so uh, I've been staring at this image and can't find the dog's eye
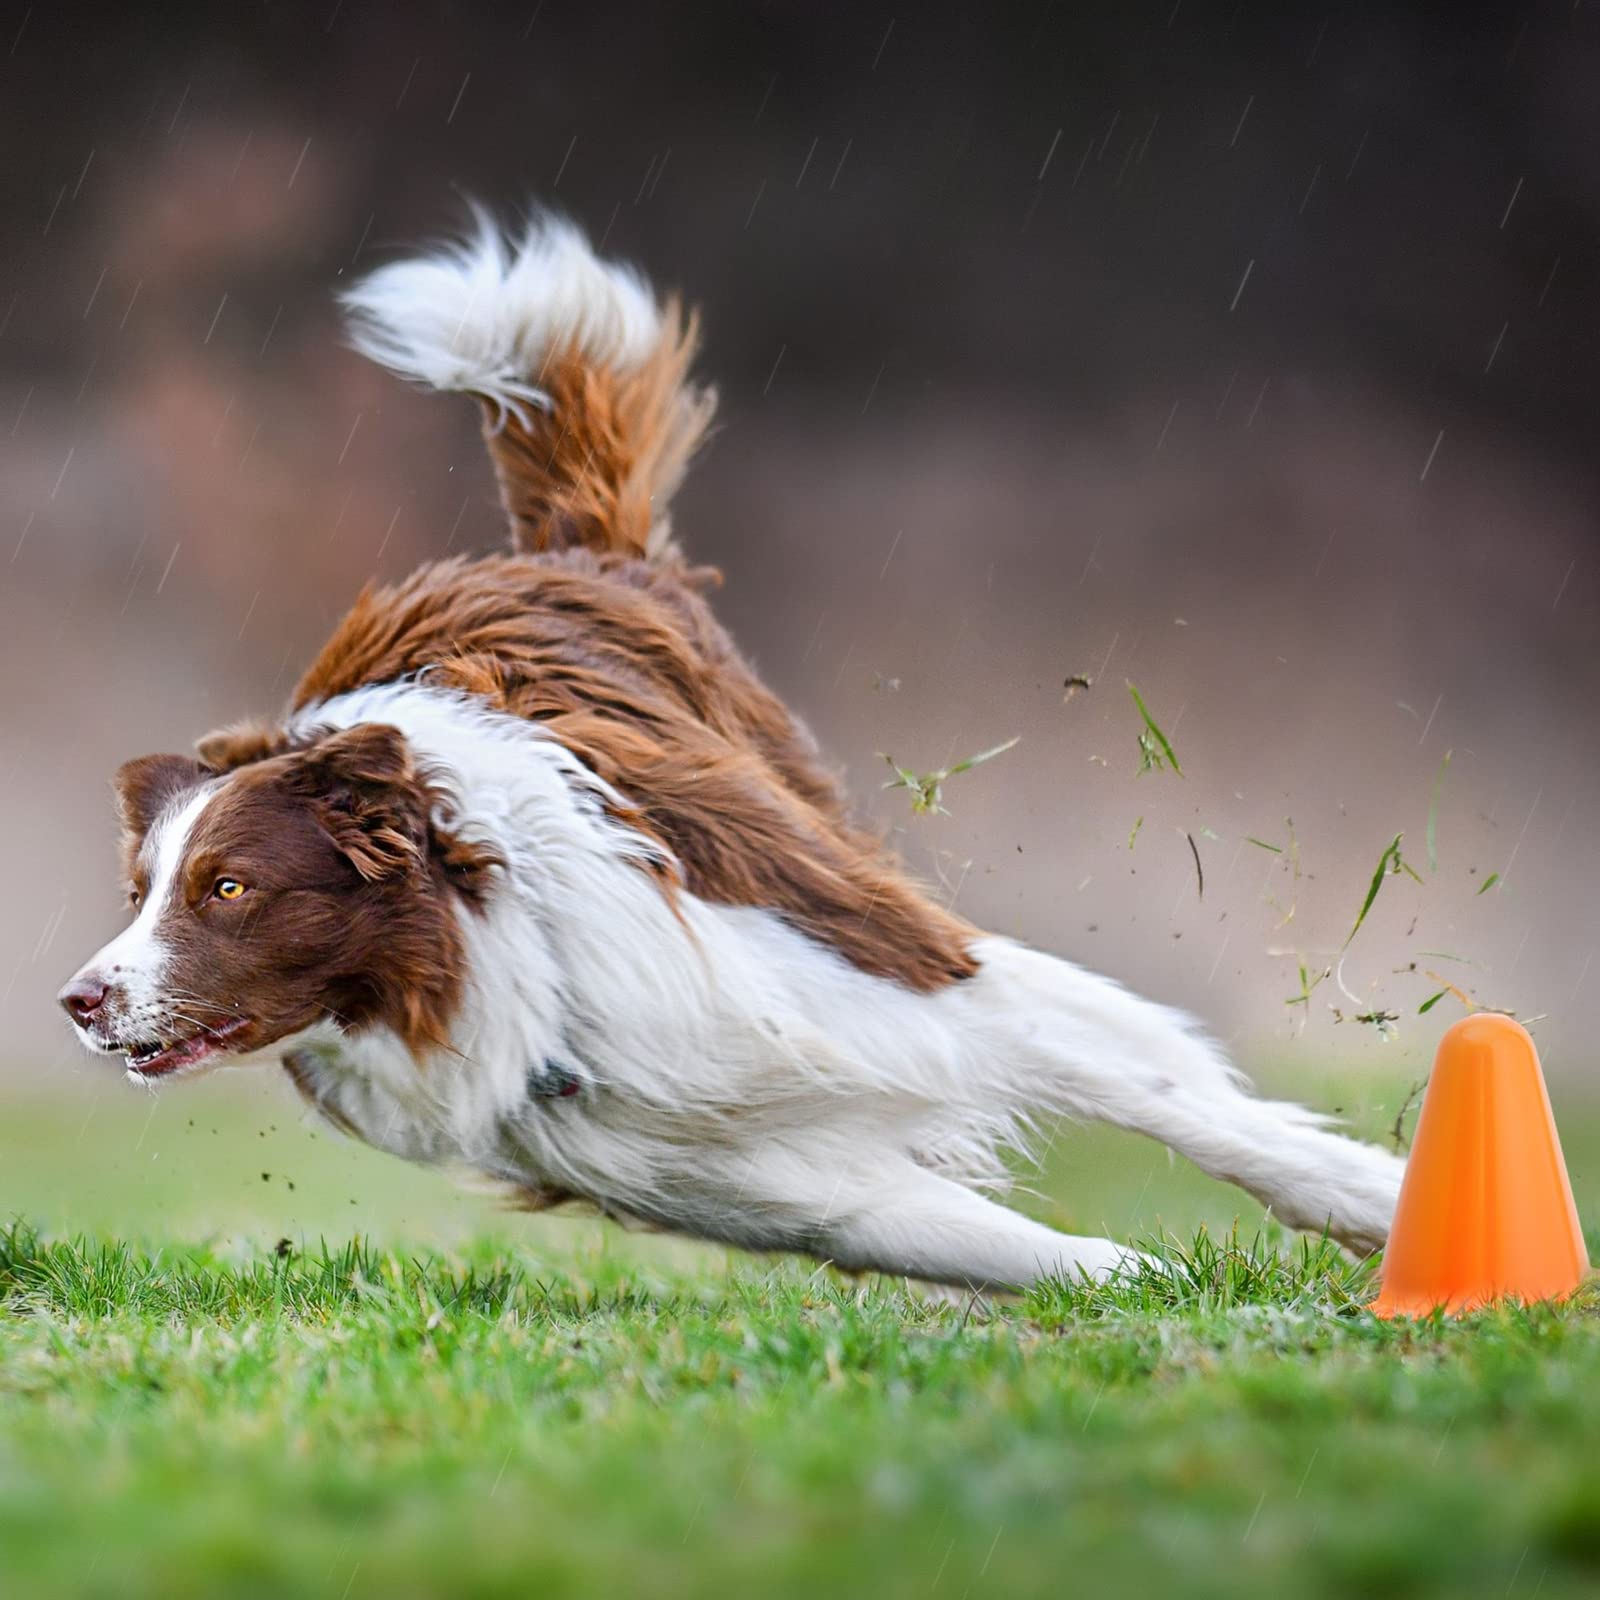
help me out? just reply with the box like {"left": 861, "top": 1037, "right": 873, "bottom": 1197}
{"left": 128, "top": 887, "right": 142, "bottom": 908}
{"left": 212, "top": 878, "right": 248, "bottom": 902}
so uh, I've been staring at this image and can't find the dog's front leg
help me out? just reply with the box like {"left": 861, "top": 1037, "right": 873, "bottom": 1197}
{"left": 686, "top": 1142, "right": 1148, "bottom": 1292}
{"left": 810, "top": 1161, "right": 1149, "bottom": 1290}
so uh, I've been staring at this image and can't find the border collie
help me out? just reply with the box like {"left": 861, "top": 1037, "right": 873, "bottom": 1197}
{"left": 58, "top": 210, "right": 1403, "bottom": 1288}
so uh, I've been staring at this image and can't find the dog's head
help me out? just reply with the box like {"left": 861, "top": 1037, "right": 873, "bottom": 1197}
{"left": 58, "top": 723, "right": 492, "bottom": 1082}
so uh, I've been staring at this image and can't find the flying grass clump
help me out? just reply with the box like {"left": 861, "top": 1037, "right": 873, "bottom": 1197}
{"left": 1344, "top": 832, "right": 1423, "bottom": 949}
{"left": 1258, "top": 743, "right": 1526, "bottom": 1048}
{"left": 880, "top": 736, "right": 1019, "bottom": 817}
{"left": 1127, "top": 681, "right": 1182, "bottom": 777}
{"left": 1413, "top": 966, "right": 1540, "bottom": 1029}
{"left": 1332, "top": 1006, "right": 1402, "bottom": 1038}
{"left": 1284, "top": 960, "right": 1330, "bottom": 1020}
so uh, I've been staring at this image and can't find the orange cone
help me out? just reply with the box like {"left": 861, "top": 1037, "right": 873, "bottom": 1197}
{"left": 1373, "top": 1013, "right": 1589, "bottom": 1317}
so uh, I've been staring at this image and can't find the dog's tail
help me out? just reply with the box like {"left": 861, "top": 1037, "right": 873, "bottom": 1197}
{"left": 341, "top": 206, "right": 716, "bottom": 562}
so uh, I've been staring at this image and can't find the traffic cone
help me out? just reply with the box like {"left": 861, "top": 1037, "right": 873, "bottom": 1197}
{"left": 1373, "top": 1013, "right": 1589, "bottom": 1317}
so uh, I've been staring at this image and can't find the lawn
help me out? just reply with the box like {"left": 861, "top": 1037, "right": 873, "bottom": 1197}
{"left": 2, "top": 1065, "right": 1597, "bottom": 1599}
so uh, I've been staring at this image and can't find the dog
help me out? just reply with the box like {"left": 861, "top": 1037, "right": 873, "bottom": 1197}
{"left": 58, "top": 210, "right": 1404, "bottom": 1289}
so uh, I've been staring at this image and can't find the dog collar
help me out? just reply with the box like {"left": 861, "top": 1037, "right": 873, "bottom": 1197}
{"left": 527, "top": 1058, "right": 581, "bottom": 1099}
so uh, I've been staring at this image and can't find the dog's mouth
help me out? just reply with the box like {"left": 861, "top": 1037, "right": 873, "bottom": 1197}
{"left": 121, "top": 1016, "right": 253, "bottom": 1080}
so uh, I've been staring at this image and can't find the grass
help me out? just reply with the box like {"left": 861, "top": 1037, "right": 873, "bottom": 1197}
{"left": 2, "top": 1070, "right": 1598, "bottom": 1598}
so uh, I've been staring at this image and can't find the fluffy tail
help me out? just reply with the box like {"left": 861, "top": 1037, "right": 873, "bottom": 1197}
{"left": 341, "top": 207, "right": 716, "bottom": 562}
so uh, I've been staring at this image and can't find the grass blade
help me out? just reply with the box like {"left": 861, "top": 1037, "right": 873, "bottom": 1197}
{"left": 943, "top": 735, "right": 1020, "bottom": 777}
{"left": 1126, "top": 682, "right": 1183, "bottom": 777}
{"left": 1426, "top": 748, "right": 1451, "bottom": 873}
{"left": 1345, "top": 833, "right": 1404, "bottom": 949}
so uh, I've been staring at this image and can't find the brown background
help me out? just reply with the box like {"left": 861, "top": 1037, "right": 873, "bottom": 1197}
{"left": 2, "top": 0, "right": 1597, "bottom": 1094}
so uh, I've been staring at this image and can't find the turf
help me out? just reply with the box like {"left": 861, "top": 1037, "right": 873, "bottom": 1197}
{"left": 2, "top": 1071, "right": 1597, "bottom": 1598}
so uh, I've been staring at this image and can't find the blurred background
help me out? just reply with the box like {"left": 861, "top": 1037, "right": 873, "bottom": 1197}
{"left": 1, "top": 0, "right": 1597, "bottom": 1245}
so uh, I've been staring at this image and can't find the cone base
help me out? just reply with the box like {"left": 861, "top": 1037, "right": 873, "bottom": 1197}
{"left": 1371, "top": 1274, "right": 1585, "bottom": 1320}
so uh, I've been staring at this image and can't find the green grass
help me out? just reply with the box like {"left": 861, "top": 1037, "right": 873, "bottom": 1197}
{"left": 2, "top": 1070, "right": 1598, "bottom": 1598}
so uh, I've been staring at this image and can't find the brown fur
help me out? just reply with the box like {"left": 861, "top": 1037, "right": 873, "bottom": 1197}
{"left": 195, "top": 719, "right": 289, "bottom": 771}
{"left": 483, "top": 307, "right": 715, "bottom": 561}
{"left": 286, "top": 552, "right": 979, "bottom": 992}
{"left": 115, "top": 753, "right": 210, "bottom": 867}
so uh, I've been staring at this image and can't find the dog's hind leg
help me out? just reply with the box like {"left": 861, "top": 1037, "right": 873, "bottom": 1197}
{"left": 1054, "top": 1065, "right": 1405, "bottom": 1256}
{"left": 971, "top": 939, "right": 1405, "bottom": 1254}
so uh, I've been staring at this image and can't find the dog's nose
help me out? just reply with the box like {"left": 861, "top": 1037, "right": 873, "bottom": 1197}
{"left": 58, "top": 974, "right": 110, "bottom": 1025}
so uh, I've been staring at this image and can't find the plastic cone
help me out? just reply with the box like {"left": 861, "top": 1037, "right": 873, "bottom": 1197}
{"left": 1373, "top": 1014, "right": 1588, "bottom": 1317}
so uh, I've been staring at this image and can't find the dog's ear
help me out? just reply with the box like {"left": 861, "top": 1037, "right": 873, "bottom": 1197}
{"left": 196, "top": 718, "right": 288, "bottom": 772}
{"left": 285, "top": 724, "right": 428, "bottom": 883}
{"left": 113, "top": 754, "right": 209, "bottom": 850}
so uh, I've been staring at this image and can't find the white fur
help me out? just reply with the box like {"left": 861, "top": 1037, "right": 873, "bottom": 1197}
{"left": 340, "top": 208, "right": 662, "bottom": 427}
{"left": 66, "top": 782, "right": 219, "bottom": 1061}
{"left": 280, "top": 684, "right": 1404, "bottom": 1289}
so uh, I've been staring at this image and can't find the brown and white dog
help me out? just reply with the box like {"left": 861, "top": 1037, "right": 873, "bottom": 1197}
{"left": 58, "top": 211, "right": 1404, "bottom": 1288}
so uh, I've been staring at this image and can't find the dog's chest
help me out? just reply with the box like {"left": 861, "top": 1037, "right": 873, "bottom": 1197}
{"left": 282, "top": 1031, "right": 598, "bottom": 1188}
